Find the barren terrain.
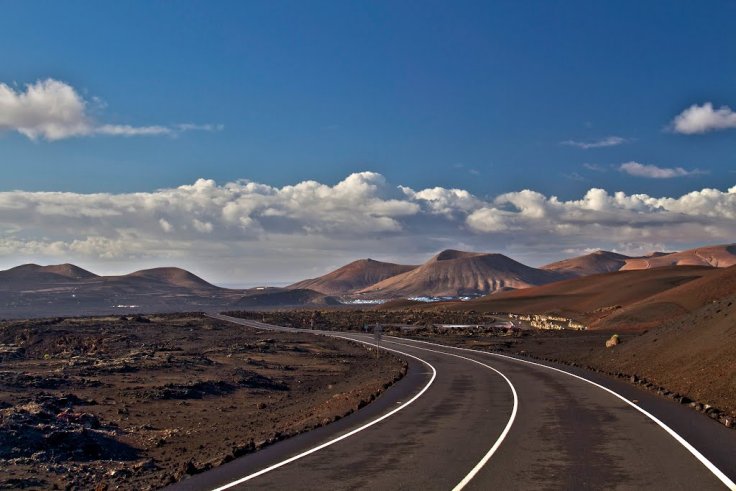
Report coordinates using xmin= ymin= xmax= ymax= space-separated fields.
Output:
xmin=424 ymin=265 xmax=733 ymax=332
xmin=229 ymin=302 xmax=736 ymax=428
xmin=0 ymin=314 xmax=405 ymax=490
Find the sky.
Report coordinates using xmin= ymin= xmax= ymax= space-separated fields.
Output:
xmin=0 ymin=1 xmax=735 ymax=285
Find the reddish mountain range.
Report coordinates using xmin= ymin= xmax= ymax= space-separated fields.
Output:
xmin=1 ymin=243 xmax=735 ymax=318
xmin=357 ymin=249 xmax=565 ymax=298
xmin=288 ymin=259 xmax=416 ymax=295
xmin=541 ymin=244 xmax=736 ymax=277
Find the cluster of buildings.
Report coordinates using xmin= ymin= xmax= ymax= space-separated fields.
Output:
xmin=508 ymin=313 xmax=586 ymax=331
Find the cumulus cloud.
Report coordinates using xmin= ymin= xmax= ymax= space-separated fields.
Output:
xmin=400 ymin=186 xmax=482 ymax=218
xmin=671 ymin=102 xmax=736 ymax=134
xmin=619 ymin=161 xmax=704 ymax=179
xmin=0 ymin=79 xmax=221 ymax=141
xmin=0 ymin=171 xmax=734 ymax=283
xmin=561 ymin=136 xmax=627 ymax=149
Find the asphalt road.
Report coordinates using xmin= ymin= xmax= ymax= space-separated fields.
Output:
xmin=170 ymin=315 xmax=736 ymax=491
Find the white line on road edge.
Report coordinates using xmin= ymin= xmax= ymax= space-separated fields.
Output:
xmin=209 ymin=336 xmax=437 ymax=491
xmin=389 ymin=336 xmax=736 ymax=491
xmin=374 ymin=337 xmax=518 ymax=491
xmin=212 ymin=317 xmax=518 ymax=490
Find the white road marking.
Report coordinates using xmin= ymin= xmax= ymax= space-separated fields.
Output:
xmin=389 ymin=335 xmax=736 ymax=491
xmin=373 ymin=337 xmax=518 ymax=491
xmin=208 ymin=318 xmax=519 ymax=491
xmin=209 ymin=336 xmax=437 ymax=491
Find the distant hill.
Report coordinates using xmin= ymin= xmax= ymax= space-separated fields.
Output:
xmin=3 ymin=242 xmax=735 ymax=319
xmin=541 ymin=251 xmax=631 ymax=277
xmin=0 ymin=264 xmax=242 ymax=318
xmin=288 ymin=259 xmax=416 ymax=295
xmin=123 ymin=267 xmax=218 ymax=290
xmin=0 ymin=262 xmax=355 ymax=318
xmin=235 ymin=288 xmax=341 ymax=308
xmin=357 ymin=249 xmax=565 ymax=298
xmin=0 ymin=263 xmax=98 ymax=287
xmin=542 ymin=244 xmax=736 ymax=278
xmin=620 ymin=244 xmax=736 ymax=270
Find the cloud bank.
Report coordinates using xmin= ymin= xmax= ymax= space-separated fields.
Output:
xmin=671 ymin=102 xmax=736 ymax=134
xmin=0 ymin=79 xmax=220 ymax=141
xmin=0 ymin=172 xmax=734 ymax=283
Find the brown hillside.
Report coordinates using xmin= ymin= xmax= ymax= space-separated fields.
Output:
xmin=451 ymin=266 xmax=715 ymax=327
xmin=357 ymin=249 xmax=565 ymax=298
xmin=124 ymin=267 xmax=217 ymax=290
xmin=621 ymin=244 xmax=736 ymax=270
xmin=0 ymin=263 xmax=97 ymax=287
xmin=593 ymin=264 xmax=736 ymax=331
xmin=288 ymin=259 xmax=416 ymax=295
xmin=540 ymin=244 xmax=736 ymax=278
xmin=235 ymin=288 xmax=341 ymax=308
xmin=541 ymin=251 xmax=631 ymax=277
xmin=584 ymin=291 xmax=736 ymax=413
xmin=0 ymin=264 xmax=240 ymax=318
xmin=38 ymin=263 xmax=98 ymax=280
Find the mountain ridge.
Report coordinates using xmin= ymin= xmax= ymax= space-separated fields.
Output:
xmin=356 ymin=249 xmax=566 ymax=298
xmin=287 ymin=258 xmax=416 ymax=295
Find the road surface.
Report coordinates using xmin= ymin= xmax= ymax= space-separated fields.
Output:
xmin=170 ymin=315 xmax=736 ymax=490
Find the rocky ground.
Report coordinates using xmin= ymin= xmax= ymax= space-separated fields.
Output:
xmin=230 ymin=307 xmax=736 ymax=430
xmin=225 ymin=309 xmax=503 ymax=332
xmin=0 ymin=314 xmax=406 ymax=490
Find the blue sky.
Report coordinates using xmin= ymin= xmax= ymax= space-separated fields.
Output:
xmin=0 ymin=1 xmax=735 ymax=283
xmin=2 ymin=1 xmax=734 ymax=196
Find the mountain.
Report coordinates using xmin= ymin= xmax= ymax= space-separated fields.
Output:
xmin=0 ymin=263 xmax=98 ymax=287
xmin=542 ymin=244 xmax=736 ymax=278
xmin=3 ymin=242 xmax=735 ymax=319
xmin=288 ymin=259 xmax=416 ymax=295
xmin=0 ymin=262 xmax=355 ymax=318
xmin=0 ymin=264 xmax=242 ymax=318
xmin=541 ymin=251 xmax=631 ymax=277
xmin=357 ymin=249 xmax=565 ymax=298
xmin=620 ymin=244 xmax=736 ymax=270
xmin=235 ymin=288 xmax=341 ymax=308
xmin=35 ymin=263 xmax=99 ymax=280
xmin=123 ymin=267 xmax=218 ymax=290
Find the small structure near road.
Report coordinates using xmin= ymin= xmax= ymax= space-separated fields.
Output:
xmin=509 ymin=313 xmax=587 ymax=331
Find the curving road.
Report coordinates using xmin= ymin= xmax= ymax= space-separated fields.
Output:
xmin=170 ymin=315 xmax=736 ymax=491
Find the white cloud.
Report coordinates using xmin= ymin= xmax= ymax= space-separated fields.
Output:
xmin=0 ymin=172 xmax=734 ymax=283
xmin=619 ymin=161 xmax=704 ymax=179
xmin=0 ymin=79 xmax=221 ymax=141
xmin=192 ymin=219 xmax=214 ymax=234
xmin=671 ymin=102 xmax=736 ymax=134
xmin=159 ymin=218 xmax=174 ymax=233
xmin=401 ymin=186 xmax=482 ymax=218
xmin=0 ymin=79 xmax=90 ymax=140
xmin=176 ymin=123 xmax=225 ymax=132
xmin=95 ymin=124 xmax=173 ymax=137
xmin=561 ymin=136 xmax=627 ymax=149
